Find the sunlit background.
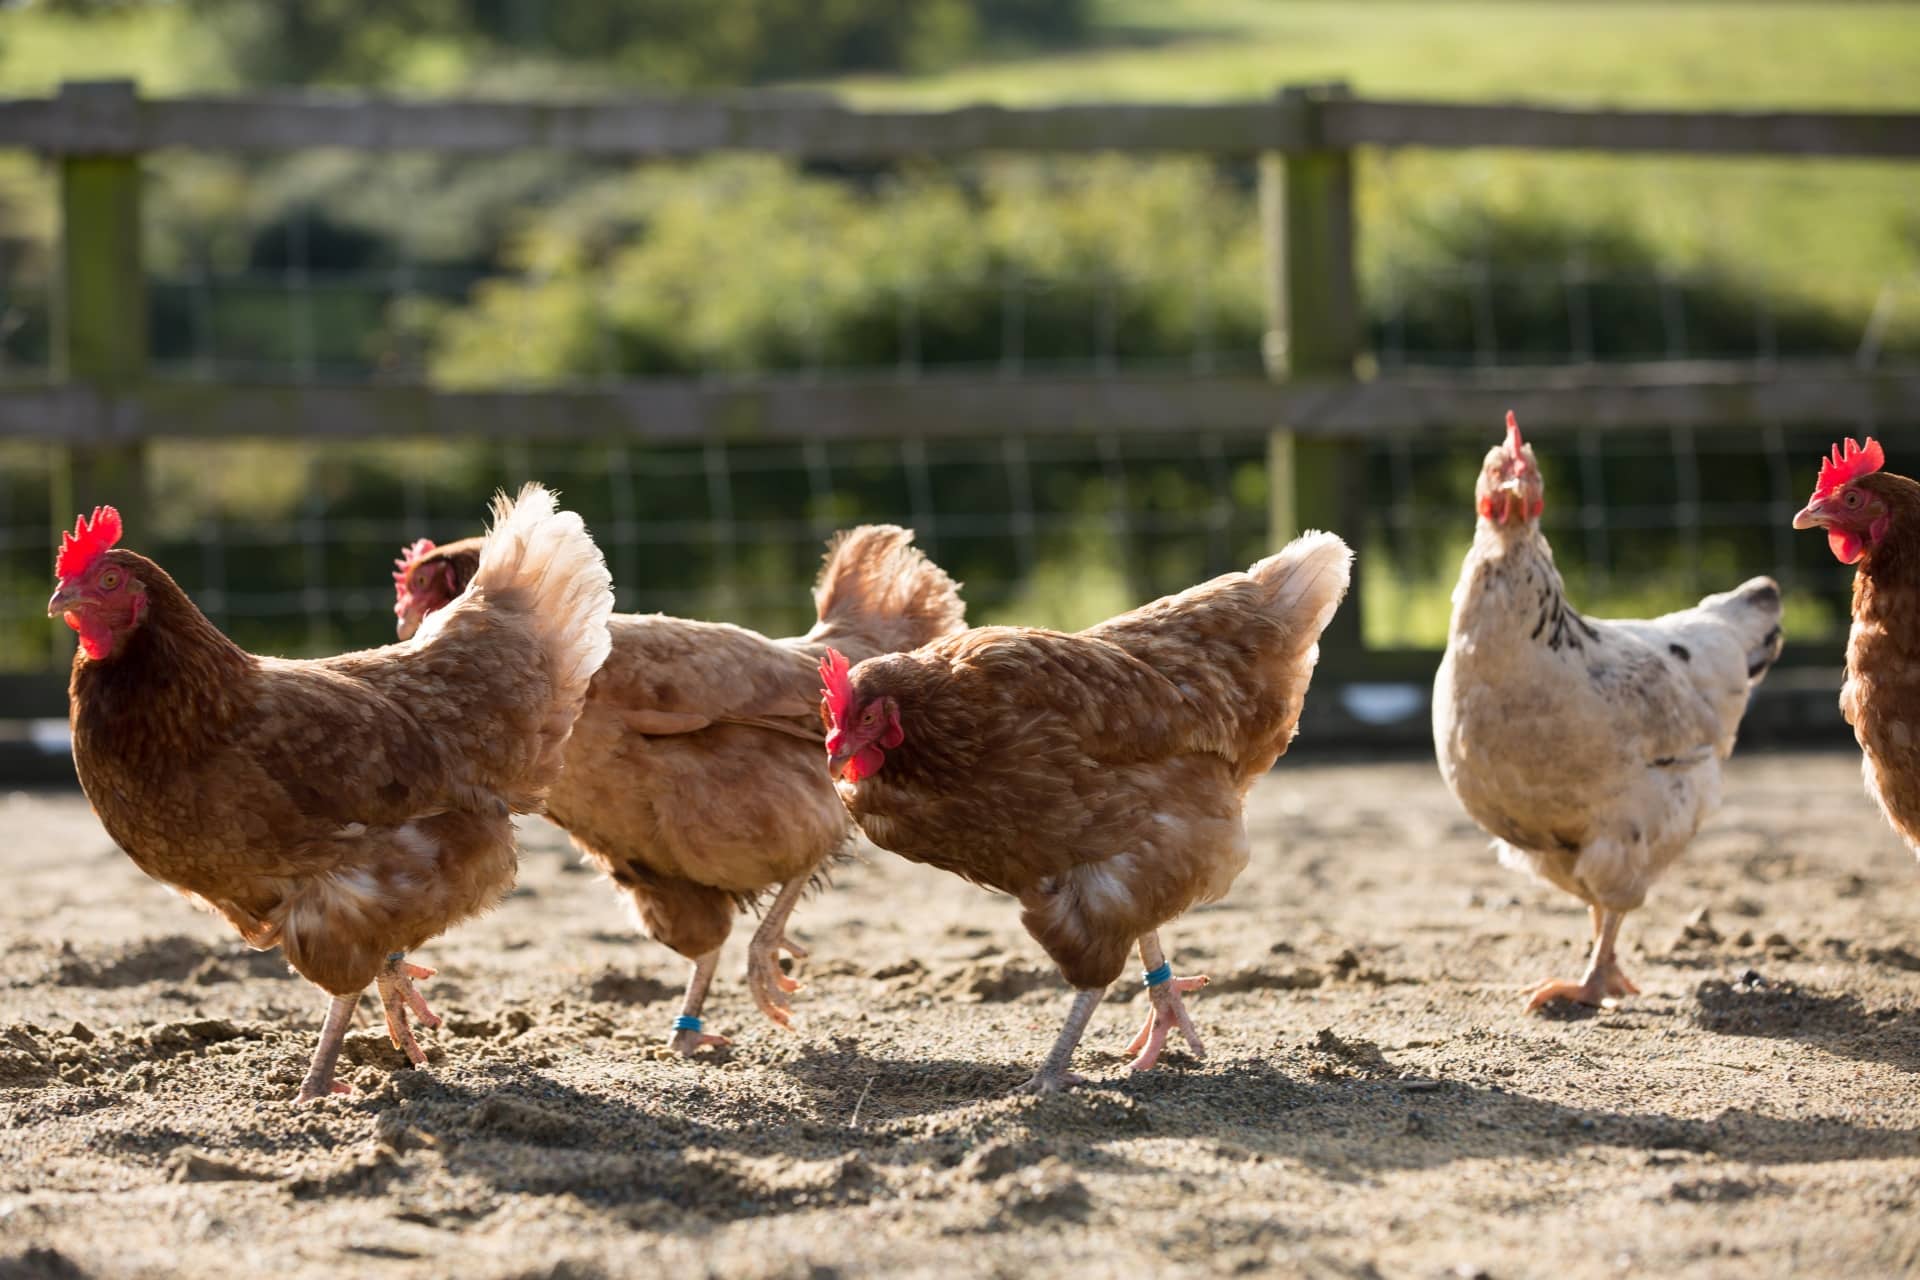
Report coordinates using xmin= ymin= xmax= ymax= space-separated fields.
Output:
xmin=0 ymin=1 xmax=1914 ymax=721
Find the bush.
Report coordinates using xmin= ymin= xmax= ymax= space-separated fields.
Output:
xmin=422 ymin=156 xmax=1267 ymax=384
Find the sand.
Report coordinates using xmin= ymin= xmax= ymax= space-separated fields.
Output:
xmin=4 ymin=750 xmax=1920 ymax=1279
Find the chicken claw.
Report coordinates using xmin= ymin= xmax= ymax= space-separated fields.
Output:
xmin=1523 ymin=963 xmax=1638 ymax=1013
xmin=1014 ymin=1068 xmax=1087 ymax=1095
xmin=375 ymin=953 xmax=442 ymax=1068
xmin=669 ymin=1022 xmax=733 ymax=1056
xmin=1127 ymin=975 xmax=1210 ymax=1071
xmin=746 ymin=933 xmax=808 ymax=1028
xmin=745 ymin=878 xmax=811 ymax=1030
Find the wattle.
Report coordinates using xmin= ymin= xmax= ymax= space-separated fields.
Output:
xmin=845 ymin=745 xmax=887 ymax=783
xmin=65 ymin=611 xmax=112 ymax=660
xmin=1830 ymin=528 xmax=1866 ymax=565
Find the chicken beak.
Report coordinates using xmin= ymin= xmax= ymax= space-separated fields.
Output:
xmin=1791 ymin=500 xmax=1825 ymax=531
xmin=826 ymin=748 xmax=853 ymax=780
xmin=47 ymin=582 xmax=87 ymax=618
xmin=1496 ymin=480 xmax=1528 ymax=525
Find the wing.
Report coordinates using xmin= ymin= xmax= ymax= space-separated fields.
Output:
xmin=592 ymin=614 xmax=824 ymax=739
xmin=311 ymin=601 xmax=579 ymax=809
xmin=241 ymin=652 xmax=524 ymax=828
xmin=912 ymin=627 xmax=1233 ymax=768
xmin=1582 ymin=619 xmax=1730 ymax=765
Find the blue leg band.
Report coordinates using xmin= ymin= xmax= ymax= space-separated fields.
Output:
xmin=1143 ymin=962 xmax=1174 ymax=988
xmin=385 ymin=951 xmax=405 ymax=965
xmin=672 ymin=1015 xmax=704 ymax=1033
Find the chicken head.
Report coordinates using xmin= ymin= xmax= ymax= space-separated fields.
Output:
xmin=47 ymin=506 xmax=147 ymax=660
xmin=1475 ymin=411 xmax=1545 ymax=529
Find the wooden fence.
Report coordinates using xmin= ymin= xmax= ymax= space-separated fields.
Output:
xmin=1 ymin=79 xmax=1917 ymax=739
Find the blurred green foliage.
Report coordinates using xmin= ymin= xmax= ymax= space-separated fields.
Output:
xmin=185 ymin=0 xmax=1089 ymax=88
xmin=0 ymin=1 xmax=1911 ymax=670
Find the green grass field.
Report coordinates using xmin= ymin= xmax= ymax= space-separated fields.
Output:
xmin=836 ymin=1 xmax=1920 ymax=108
xmin=5 ymin=1 xmax=1913 ymax=335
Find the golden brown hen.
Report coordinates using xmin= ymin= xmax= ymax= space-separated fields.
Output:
xmin=818 ymin=532 xmax=1351 ymax=1092
xmin=392 ymin=525 xmax=964 ymax=1052
xmin=1792 ymin=437 xmax=1920 ymax=853
xmin=51 ymin=487 xmax=614 ymax=1101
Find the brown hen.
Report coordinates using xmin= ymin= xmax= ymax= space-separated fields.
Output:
xmin=392 ymin=525 xmax=965 ymax=1052
xmin=819 ymin=532 xmax=1351 ymax=1092
xmin=51 ymin=487 xmax=614 ymax=1101
xmin=1793 ymin=437 xmax=1920 ymax=853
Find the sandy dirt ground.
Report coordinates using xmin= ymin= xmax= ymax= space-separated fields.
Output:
xmin=5 ymin=749 xmax=1920 ymax=1279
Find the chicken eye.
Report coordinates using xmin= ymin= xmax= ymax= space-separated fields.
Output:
xmin=98 ymin=568 xmax=121 ymax=590
xmin=862 ymin=709 xmax=877 ymax=724
xmin=1844 ymin=489 xmax=1864 ymax=510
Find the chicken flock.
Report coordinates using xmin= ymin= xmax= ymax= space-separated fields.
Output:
xmin=41 ymin=419 xmax=1908 ymax=1097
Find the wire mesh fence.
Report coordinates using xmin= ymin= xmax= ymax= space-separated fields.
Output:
xmin=0 ymin=419 xmax=1874 ymax=675
xmin=0 ymin=145 xmax=1913 ymax=675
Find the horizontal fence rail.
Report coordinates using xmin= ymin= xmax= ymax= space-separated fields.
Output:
xmin=0 ymin=80 xmax=1912 ymax=771
xmin=0 ymin=363 xmax=1915 ymax=444
xmin=0 ymin=84 xmax=1917 ymax=159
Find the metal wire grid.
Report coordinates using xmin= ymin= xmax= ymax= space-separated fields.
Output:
xmin=0 ymin=152 xmax=1910 ymax=671
xmin=0 ymin=431 xmax=1270 ymax=669
xmin=0 ymin=416 xmax=1882 ymax=676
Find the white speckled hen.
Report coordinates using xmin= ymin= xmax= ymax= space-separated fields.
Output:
xmin=1433 ymin=413 xmax=1783 ymax=1011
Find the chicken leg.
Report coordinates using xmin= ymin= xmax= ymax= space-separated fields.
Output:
xmin=745 ymin=877 xmax=810 ymax=1029
xmin=295 ymin=992 xmax=359 ymax=1103
xmin=1525 ymin=904 xmax=1640 ymax=1012
xmin=668 ymin=948 xmax=732 ymax=1056
xmin=1015 ymin=987 xmax=1105 ymax=1095
xmin=1126 ymin=931 xmax=1209 ymax=1071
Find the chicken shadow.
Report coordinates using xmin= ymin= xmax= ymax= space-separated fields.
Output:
xmin=1689 ymin=974 xmax=1920 ymax=1074
xmin=122 ymin=1030 xmax=1920 ymax=1233
xmin=771 ymin=1038 xmax=1920 ymax=1178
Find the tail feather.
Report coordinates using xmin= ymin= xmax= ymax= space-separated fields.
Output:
xmin=448 ymin=484 xmax=615 ymax=796
xmin=803 ymin=524 xmax=966 ymax=661
xmin=1085 ymin=530 xmax=1353 ymax=781
xmin=1248 ymin=530 xmax=1355 ymax=666
xmin=1695 ymin=575 xmax=1785 ymax=684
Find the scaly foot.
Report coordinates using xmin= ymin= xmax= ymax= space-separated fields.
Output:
xmin=375 ymin=954 xmax=441 ymax=1067
xmin=1127 ymin=975 xmax=1209 ymax=1072
xmin=745 ymin=931 xmax=808 ymax=1030
xmin=1013 ymin=1068 xmax=1086 ymax=1096
xmin=666 ymin=1013 xmax=730 ymax=1057
xmin=668 ymin=1028 xmax=732 ymax=1056
xmin=1523 ymin=962 xmax=1639 ymax=1013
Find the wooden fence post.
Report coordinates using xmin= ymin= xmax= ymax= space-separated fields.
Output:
xmin=1262 ymin=83 xmax=1366 ymax=661
xmin=52 ymin=80 xmax=148 ymax=553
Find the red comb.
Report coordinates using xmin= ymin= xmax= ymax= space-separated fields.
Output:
xmin=1812 ymin=437 xmax=1884 ymax=500
xmin=393 ymin=538 xmax=436 ymax=591
xmin=1505 ymin=411 xmax=1531 ymax=474
xmin=819 ymin=648 xmax=853 ymax=725
xmin=54 ymin=506 xmax=122 ymax=580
